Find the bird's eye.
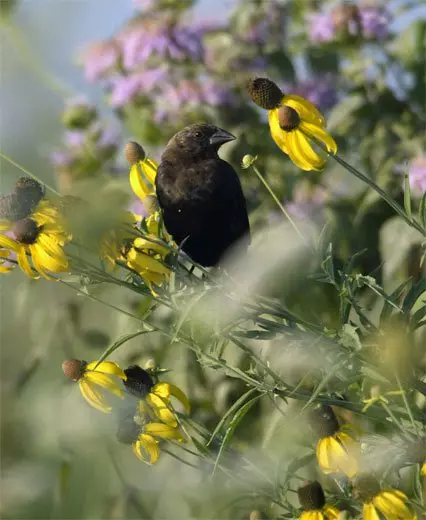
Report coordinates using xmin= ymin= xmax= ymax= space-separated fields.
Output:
xmin=194 ymin=131 xmax=202 ymax=139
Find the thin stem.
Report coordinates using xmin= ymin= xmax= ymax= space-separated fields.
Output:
xmin=0 ymin=151 xmax=61 ymax=196
xmin=250 ymin=164 xmax=310 ymax=246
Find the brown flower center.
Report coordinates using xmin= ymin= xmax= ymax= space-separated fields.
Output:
xmin=13 ymin=218 xmax=41 ymax=244
xmin=297 ymin=481 xmax=326 ymax=510
xmin=278 ymin=105 xmax=300 ymax=131
xmin=62 ymin=359 xmax=86 ymax=381
xmin=352 ymin=475 xmax=381 ymax=502
xmin=246 ymin=77 xmax=283 ymax=110
xmin=125 ymin=141 xmax=146 ymax=165
xmin=123 ymin=365 xmax=154 ymax=398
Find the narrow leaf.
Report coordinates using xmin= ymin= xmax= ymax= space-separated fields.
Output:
xmin=404 ymin=172 xmax=412 ymax=220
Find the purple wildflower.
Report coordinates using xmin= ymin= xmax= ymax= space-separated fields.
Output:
xmin=291 ymin=77 xmax=338 ymax=111
xmin=97 ymin=127 xmax=119 ymax=150
xmin=50 ymin=150 xmax=73 ymax=168
xmin=109 ymin=68 xmax=168 ymax=108
xmin=128 ymin=197 xmax=147 ymax=218
xmin=65 ymin=131 xmax=86 ymax=149
xmin=308 ymin=13 xmax=334 ymax=43
xmin=359 ymin=6 xmax=389 ymax=39
xmin=80 ymin=40 xmax=120 ymax=82
xmin=408 ymin=156 xmax=426 ymax=198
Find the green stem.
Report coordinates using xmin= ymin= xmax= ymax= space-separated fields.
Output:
xmin=251 ymin=164 xmax=310 ymax=246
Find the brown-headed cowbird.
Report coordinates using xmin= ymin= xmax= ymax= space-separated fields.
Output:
xmin=155 ymin=123 xmax=250 ymax=266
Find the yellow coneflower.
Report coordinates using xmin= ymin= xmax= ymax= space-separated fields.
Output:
xmin=309 ymin=405 xmax=358 ymax=477
xmin=62 ymin=359 xmax=127 ymax=413
xmin=116 ymin=416 xmax=185 ymax=465
xmin=247 ymin=78 xmax=337 ymax=171
xmin=353 ymin=476 xmax=417 ymax=520
xmin=99 ymin=211 xmax=140 ymax=271
xmin=124 ymin=365 xmax=190 ymax=427
xmin=0 ymin=249 xmax=14 ymax=273
xmin=298 ymin=481 xmax=341 ymax=520
xmin=125 ymin=141 xmax=158 ymax=201
xmin=0 ymin=200 xmax=70 ymax=279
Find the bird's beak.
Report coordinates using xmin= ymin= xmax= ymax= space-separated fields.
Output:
xmin=209 ymin=128 xmax=236 ymax=147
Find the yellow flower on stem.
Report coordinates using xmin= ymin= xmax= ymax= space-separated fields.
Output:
xmin=309 ymin=405 xmax=358 ymax=477
xmin=247 ymin=78 xmax=337 ymax=171
xmin=62 ymin=359 xmax=127 ymax=413
xmin=125 ymin=141 xmax=158 ymax=201
xmin=0 ymin=200 xmax=70 ymax=279
xmin=116 ymin=416 xmax=186 ymax=465
xmin=298 ymin=481 xmax=340 ymax=520
xmin=354 ymin=476 xmax=417 ymax=520
xmin=124 ymin=365 xmax=190 ymax=427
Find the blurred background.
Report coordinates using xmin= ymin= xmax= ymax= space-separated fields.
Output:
xmin=1 ymin=0 xmax=425 ymax=518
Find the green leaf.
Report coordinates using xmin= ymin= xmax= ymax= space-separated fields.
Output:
xmin=379 ymin=279 xmax=412 ymax=325
xmin=211 ymin=392 xmax=264 ymax=477
xmin=339 ymin=324 xmax=362 ymax=351
xmin=233 ymin=329 xmax=277 ymax=340
xmin=361 ymin=366 xmax=391 ymax=384
xmin=404 ymin=172 xmax=412 ymax=220
xmin=402 ymin=278 xmax=426 ymax=314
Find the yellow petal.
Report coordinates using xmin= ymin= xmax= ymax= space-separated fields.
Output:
xmin=17 ymin=246 xmax=38 ymax=278
xmin=154 ymin=383 xmax=190 ymax=413
xmin=374 ymin=490 xmax=412 ymax=519
xmin=144 ymin=422 xmax=184 ymax=440
xmin=86 ymin=361 xmax=127 ymax=380
xmin=79 ymin=379 xmax=112 ymax=413
xmin=300 ymin=121 xmax=337 ymax=155
xmin=293 ymin=130 xmax=325 ymax=171
xmin=421 ymin=462 xmax=426 ymax=476
xmin=268 ymin=109 xmax=289 ymax=154
xmin=133 ymin=434 xmax=159 ymax=464
xmin=130 ymin=163 xmax=153 ymax=201
xmin=323 ymin=505 xmax=340 ymax=520
xmin=282 ymin=95 xmax=325 ymax=126
xmin=316 ymin=437 xmax=332 ymax=473
xmin=133 ymin=236 xmax=169 ymax=256
xmin=37 ymin=233 xmax=66 ymax=259
xmin=84 ymin=371 xmax=124 ymax=398
xmin=286 ymin=132 xmax=317 ymax=171
xmin=329 ymin=435 xmax=358 ymax=477
xmin=146 ymin=393 xmax=177 ymax=426
xmin=30 ymin=245 xmax=54 ymax=279
xmin=142 ymin=158 xmax=158 ymax=185
xmin=127 ymin=249 xmax=170 ymax=275
xmin=363 ymin=503 xmax=380 ymax=520
xmin=0 ymin=234 xmax=20 ymax=252
xmin=299 ymin=512 xmax=324 ymax=520
xmin=31 ymin=242 xmax=68 ymax=272
xmin=0 ymin=220 xmax=12 ymax=231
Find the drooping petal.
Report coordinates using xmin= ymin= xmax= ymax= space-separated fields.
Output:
xmin=17 ymin=246 xmax=38 ymax=278
xmin=316 ymin=437 xmax=332 ymax=473
xmin=144 ymin=422 xmax=185 ymax=441
xmin=146 ymin=393 xmax=177 ymax=426
xmin=86 ymin=361 xmax=127 ymax=380
xmin=30 ymin=245 xmax=54 ymax=279
xmin=286 ymin=132 xmax=318 ymax=171
xmin=79 ymin=379 xmax=112 ymax=413
xmin=363 ymin=503 xmax=380 ymax=520
xmin=154 ymin=383 xmax=190 ymax=413
xmin=130 ymin=163 xmax=154 ymax=201
xmin=85 ymin=371 xmax=124 ymax=398
xmin=323 ymin=505 xmax=340 ymax=520
xmin=421 ymin=462 xmax=426 ymax=476
xmin=268 ymin=109 xmax=289 ymax=153
xmin=329 ymin=435 xmax=358 ymax=477
xmin=299 ymin=511 xmax=324 ymax=520
xmin=282 ymin=95 xmax=325 ymax=126
xmin=300 ymin=121 xmax=337 ymax=155
xmin=0 ymin=220 xmax=12 ymax=232
xmin=0 ymin=234 xmax=20 ymax=252
xmin=127 ymin=249 xmax=169 ymax=275
xmin=132 ymin=237 xmax=169 ymax=256
xmin=374 ymin=490 xmax=412 ymax=519
xmin=37 ymin=233 xmax=66 ymax=259
xmin=31 ymin=242 xmax=68 ymax=272
xmin=142 ymin=158 xmax=158 ymax=185
xmin=293 ymin=130 xmax=325 ymax=171
xmin=133 ymin=434 xmax=159 ymax=464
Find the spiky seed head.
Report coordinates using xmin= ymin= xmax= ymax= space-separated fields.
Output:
xmin=308 ymin=405 xmax=340 ymax=437
xmin=125 ymin=141 xmax=146 ymax=165
xmin=142 ymin=195 xmax=159 ymax=215
xmin=62 ymin=359 xmax=86 ymax=381
xmin=297 ymin=481 xmax=326 ymax=510
xmin=278 ymin=105 xmax=300 ymax=131
xmin=246 ymin=77 xmax=283 ymax=110
xmin=123 ymin=365 xmax=154 ymax=398
xmin=13 ymin=218 xmax=40 ymax=244
xmin=352 ymin=475 xmax=381 ymax=501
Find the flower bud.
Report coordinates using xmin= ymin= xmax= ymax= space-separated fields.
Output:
xmin=125 ymin=141 xmax=146 ymax=165
xmin=62 ymin=359 xmax=85 ymax=381
xmin=246 ymin=77 xmax=283 ymax=110
xmin=278 ymin=105 xmax=300 ymax=131
xmin=123 ymin=365 xmax=154 ymax=398
xmin=297 ymin=481 xmax=326 ymax=510
xmin=308 ymin=405 xmax=340 ymax=437
xmin=241 ymin=154 xmax=257 ymax=169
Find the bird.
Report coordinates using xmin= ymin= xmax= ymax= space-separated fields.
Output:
xmin=155 ymin=123 xmax=250 ymax=267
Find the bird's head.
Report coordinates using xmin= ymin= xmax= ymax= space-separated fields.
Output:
xmin=164 ymin=123 xmax=236 ymax=161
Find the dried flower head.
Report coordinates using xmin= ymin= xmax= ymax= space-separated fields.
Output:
xmin=246 ymin=77 xmax=283 ymax=109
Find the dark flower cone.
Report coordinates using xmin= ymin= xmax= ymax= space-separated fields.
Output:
xmin=278 ymin=106 xmax=300 ymax=131
xmin=123 ymin=365 xmax=154 ymax=398
xmin=62 ymin=359 xmax=85 ymax=381
xmin=297 ymin=481 xmax=326 ymax=510
xmin=13 ymin=218 xmax=40 ymax=244
xmin=125 ymin=141 xmax=146 ymax=165
xmin=246 ymin=78 xmax=283 ymax=110
xmin=352 ymin=475 xmax=381 ymax=501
